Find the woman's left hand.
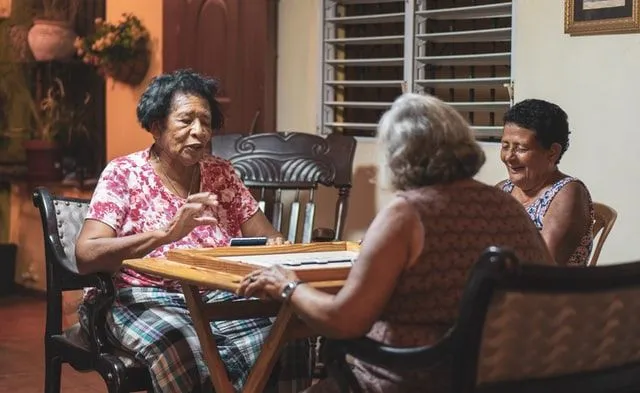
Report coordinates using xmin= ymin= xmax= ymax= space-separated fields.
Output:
xmin=238 ymin=265 xmax=300 ymax=301
xmin=266 ymin=236 xmax=291 ymax=245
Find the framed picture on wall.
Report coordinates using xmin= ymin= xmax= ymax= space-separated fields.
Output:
xmin=565 ymin=0 xmax=640 ymax=35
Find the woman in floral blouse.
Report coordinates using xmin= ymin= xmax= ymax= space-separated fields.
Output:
xmin=75 ymin=69 xmax=311 ymax=393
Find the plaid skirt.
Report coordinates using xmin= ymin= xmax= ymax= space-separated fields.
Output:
xmin=81 ymin=287 xmax=313 ymax=393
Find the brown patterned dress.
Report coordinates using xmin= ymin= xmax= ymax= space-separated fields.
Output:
xmin=306 ymin=180 xmax=552 ymax=393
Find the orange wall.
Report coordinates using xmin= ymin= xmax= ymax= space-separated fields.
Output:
xmin=105 ymin=0 xmax=163 ymax=160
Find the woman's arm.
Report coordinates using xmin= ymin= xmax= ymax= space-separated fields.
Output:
xmin=540 ymin=181 xmax=592 ymax=265
xmin=75 ymin=192 xmax=219 ymax=274
xmin=240 ymin=210 xmax=285 ymax=240
xmin=238 ymin=196 xmax=424 ymax=339
xmin=75 ymin=220 xmax=169 ymax=274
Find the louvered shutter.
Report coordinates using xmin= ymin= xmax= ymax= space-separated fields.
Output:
xmin=320 ymin=0 xmax=512 ymax=141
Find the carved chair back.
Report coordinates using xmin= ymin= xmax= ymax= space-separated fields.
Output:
xmin=211 ymin=132 xmax=357 ymax=243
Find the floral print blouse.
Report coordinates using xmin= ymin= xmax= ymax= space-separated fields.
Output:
xmin=501 ymin=177 xmax=594 ymax=265
xmin=86 ymin=148 xmax=258 ymax=290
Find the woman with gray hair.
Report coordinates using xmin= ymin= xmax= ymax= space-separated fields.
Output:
xmin=237 ymin=93 xmax=553 ymax=393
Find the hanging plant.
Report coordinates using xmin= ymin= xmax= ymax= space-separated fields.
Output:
xmin=74 ymin=13 xmax=150 ymax=86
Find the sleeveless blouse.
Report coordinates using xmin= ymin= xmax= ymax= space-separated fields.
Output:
xmin=347 ymin=181 xmax=552 ymax=393
xmin=501 ymin=177 xmax=594 ymax=265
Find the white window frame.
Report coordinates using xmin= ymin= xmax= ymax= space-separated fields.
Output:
xmin=317 ymin=0 xmax=515 ymax=141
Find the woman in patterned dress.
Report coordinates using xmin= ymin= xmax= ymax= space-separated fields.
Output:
xmin=498 ymin=99 xmax=594 ymax=265
xmin=74 ymin=69 xmax=311 ymax=393
xmin=236 ymin=93 xmax=554 ymax=393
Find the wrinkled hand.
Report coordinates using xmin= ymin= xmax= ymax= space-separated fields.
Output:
xmin=266 ymin=236 xmax=291 ymax=246
xmin=163 ymin=192 xmax=219 ymax=242
xmin=237 ymin=265 xmax=299 ymax=301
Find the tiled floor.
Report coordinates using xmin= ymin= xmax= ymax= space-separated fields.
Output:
xmin=0 ymin=293 xmax=105 ymax=393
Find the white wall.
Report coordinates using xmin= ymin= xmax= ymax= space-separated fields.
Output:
xmin=277 ymin=0 xmax=639 ymax=263
xmin=277 ymin=0 xmax=379 ymax=241
xmin=477 ymin=0 xmax=640 ymax=264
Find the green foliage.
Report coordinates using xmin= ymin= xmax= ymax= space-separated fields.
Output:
xmin=0 ymin=26 xmax=40 ymax=159
xmin=75 ymin=13 xmax=150 ymax=66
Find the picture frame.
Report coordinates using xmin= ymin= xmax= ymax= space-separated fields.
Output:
xmin=0 ymin=0 xmax=11 ymax=19
xmin=565 ymin=0 xmax=640 ymax=36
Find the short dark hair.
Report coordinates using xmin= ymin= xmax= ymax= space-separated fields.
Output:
xmin=503 ymin=99 xmax=571 ymax=162
xmin=136 ymin=69 xmax=224 ymax=132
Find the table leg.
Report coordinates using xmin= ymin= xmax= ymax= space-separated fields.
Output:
xmin=242 ymin=303 xmax=296 ymax=393
xmin=182 ymin=284 xmax=235 ymax=393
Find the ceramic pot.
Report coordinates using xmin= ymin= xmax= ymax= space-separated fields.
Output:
xmin=27 ymin=19 xmax=77 ymax=61
xmin=102 ymin=43 xmax=150 ymax=86
xmin=22 ymin=139 xmax=63 ymax=182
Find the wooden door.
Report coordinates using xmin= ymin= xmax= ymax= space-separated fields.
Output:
xmin=163 ymin=0 xmax=278 ymax=134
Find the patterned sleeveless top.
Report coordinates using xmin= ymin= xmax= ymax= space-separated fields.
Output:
xmin=501 ymin=177 xmax=594 ymax=265
xmin=350 ymin=180 xmax=552 ymax=393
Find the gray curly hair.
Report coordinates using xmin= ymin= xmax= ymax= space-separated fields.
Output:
xmin=378 ymin=93 xmax=486 ymax=190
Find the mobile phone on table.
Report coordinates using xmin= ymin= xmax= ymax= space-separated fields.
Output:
xmin=229 ymin=237 xmax=268 ymax=247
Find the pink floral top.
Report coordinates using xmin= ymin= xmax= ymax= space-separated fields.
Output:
xmin=86 ymin=148 xmax=259 ymax=290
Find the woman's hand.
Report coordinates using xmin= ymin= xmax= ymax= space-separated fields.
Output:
xmin=163 ymin=192 xmax=219 ymax=242
xmin=266 ymin=236 xmax=291 ymax=245
xmin=237 ymin=265 xmax=300 ymax=300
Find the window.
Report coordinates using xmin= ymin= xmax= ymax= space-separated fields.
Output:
xmin=319 ymin=0 xmax=513 ymax=141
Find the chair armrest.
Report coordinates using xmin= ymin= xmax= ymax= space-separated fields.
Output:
xmin=326 ymin=332 xmax=453 ymax=370
xmin=80 ymin=272 xmax=116 ymax=355
xmin=312 ymin=227 xmax=336 ymax=242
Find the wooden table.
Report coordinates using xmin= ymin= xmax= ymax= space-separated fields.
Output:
xmin=122 ymin=242 xmax=355 ymax=393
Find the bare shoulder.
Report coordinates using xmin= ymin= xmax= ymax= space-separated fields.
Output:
xmin=376 ymin=195 xmax=420 ymax=223
xmin=553 ymin=179 xmax=591 ymax=208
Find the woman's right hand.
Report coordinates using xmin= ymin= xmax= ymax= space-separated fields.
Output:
xmin=163 ymin=192 xmax=219 ymax=242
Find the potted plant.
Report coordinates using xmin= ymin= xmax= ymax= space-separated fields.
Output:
xmin=27 ymin=0 xmax=80 ymax=61
xmin=75 ymin=14 xmax=151 ymax=86
xmin=22 ymin=77 xmax=93 ymax=182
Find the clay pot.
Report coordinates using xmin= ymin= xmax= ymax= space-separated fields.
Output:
xmin=22 ymin=139 xmax=63 ymax=182
xmin=27 ymin=19 xmax=77 ymax=61
xmin=102 ymin=48 xmax=150 ymax=86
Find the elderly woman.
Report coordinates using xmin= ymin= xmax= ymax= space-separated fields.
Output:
xmin=75 ymin=69 xmax=310 ymax=393
xmin=237 ymin=93 xmax=553 ymax=393
xmin=498 ymin=99 xmax=594 ymax=265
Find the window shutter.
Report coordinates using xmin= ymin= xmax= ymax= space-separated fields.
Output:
xmin=320 ymin=0 xmax=406 ymax=137
xmin=413 ymin=1 xmax=512 ymax=141
xmin=320 ymin=0 xmax=512 ymax=141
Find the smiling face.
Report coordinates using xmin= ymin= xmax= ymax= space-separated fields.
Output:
xmin=500 ymin=123 xmax=561 ymax=192
xmin=152 ymin=92 xmax=212 ymax=167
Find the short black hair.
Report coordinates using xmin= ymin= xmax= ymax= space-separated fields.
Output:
xmin=503 ymin=99 xmax=571 ymax=162
xmin=136 ymin=69 xmax=224 ymax=132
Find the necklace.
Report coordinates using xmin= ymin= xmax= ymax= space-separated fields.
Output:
xmin=150 ymin=148 xmax=199 ymax=199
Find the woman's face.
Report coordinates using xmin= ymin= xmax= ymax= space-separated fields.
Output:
xmin=152 ymin=92 xmax=212 ymax=167
xmin=500 ymin=123 xmax=560 ymax=192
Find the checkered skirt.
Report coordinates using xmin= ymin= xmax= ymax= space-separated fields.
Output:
xmin=81 ymin=287 xmax=313 ymax=393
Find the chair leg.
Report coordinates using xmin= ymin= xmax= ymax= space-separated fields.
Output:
xmin=44 ymin=355 xmax=62 ymax=393
xmin=96 ymin=355 xmax=129 ymax=393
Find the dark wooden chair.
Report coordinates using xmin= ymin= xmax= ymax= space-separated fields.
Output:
xmin=211 ymin=132 xmax=357 ymax=243
xmin=33 ymin=187 xmax=153 ymax=393
xmin=326 ymin=247 xmax=640 ymax=393
xmin=212 ymin=131 xmax=357 ymax=378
